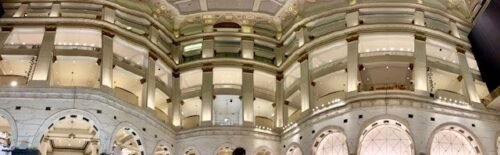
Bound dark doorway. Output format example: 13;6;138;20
233;147;246;155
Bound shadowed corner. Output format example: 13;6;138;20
0;3;4;17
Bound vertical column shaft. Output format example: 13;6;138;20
100;32;114;91
202;37;215;58
413;33;428;92
299;55;313;112
414;10;425;26
274;74;286;128
143;56;157;109
457;48;480;103
295;27;309;47
275;45;284;66
0;28;12;54
346;34;359;94
171;72;182;127
201;66;214;126
242;65;255;126
30;26;56;86
13;3;28;17
241;37;254;59
102;7;116;23
49;3;60;17
345;11;360;27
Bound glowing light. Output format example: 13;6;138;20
10;81;18;87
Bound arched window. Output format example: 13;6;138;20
184;147;199;155
286;145;303;155
154;144;171;155
256;148;271;155
430;125;482;155
313;129;348;155
38;115;100;155
112;127;145;155
497;137;500;155
216;146;234;155
359;119;413;155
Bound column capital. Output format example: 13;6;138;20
276;72;284;81
148;53;159;61
202;64;213;72
297;54;309;62
172;71;180;78
456;45;467;54
1;26;13;32
203;36;215;40
242;64;254;73
103;30;115;38
241;36;254;41
415;32;427;41
346;33;359;42
45;25;57;31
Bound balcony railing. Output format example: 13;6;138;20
3;44;41;49
361;83;414;92
54;45;101;51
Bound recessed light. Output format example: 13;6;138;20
10;81;18;87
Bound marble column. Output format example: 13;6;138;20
149;26;160;44
171;71;182;127
275;45;285;66
202;37;215;58
346;33;359;95
201;65;214;126
102;7;116;23
413;33;428;93
0;27;12;54
345;11;360;27
29;26;56;87
100;31;114;92
143;56;157;109
450;22;461;38
13;3;28;17
414;9;425;26
295;26;309;47
274;74;286;128
241;37;254;59
49;3;60;17
457;47;480;103
298;55;313;112
242;65;255;126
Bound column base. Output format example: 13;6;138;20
242;121;255;127
27;80;50;87
200;121;213;127
100;85;114;95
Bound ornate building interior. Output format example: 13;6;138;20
0;0;499;155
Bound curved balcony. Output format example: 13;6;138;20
0;0;491;133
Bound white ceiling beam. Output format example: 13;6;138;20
253;0;262;11
200;0;208;11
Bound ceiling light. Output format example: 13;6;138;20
126;27;132;30
385;66;389;69
10;81;18;87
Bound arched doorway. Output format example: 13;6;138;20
358;119;414;155
286;145;302;155
430;125;482;155
255;147;271;155
38;114;100;155
154;143;171;155
184;147;199;155
233;147;245;155
0;113;14;153
112;127;145;155
216;146;234;155
312;129;348;155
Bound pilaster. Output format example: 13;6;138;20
298;54;313;112
242;65;255;126
201;65;214;126
346;33;359;95
413;33;428;93
29;26;56;87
